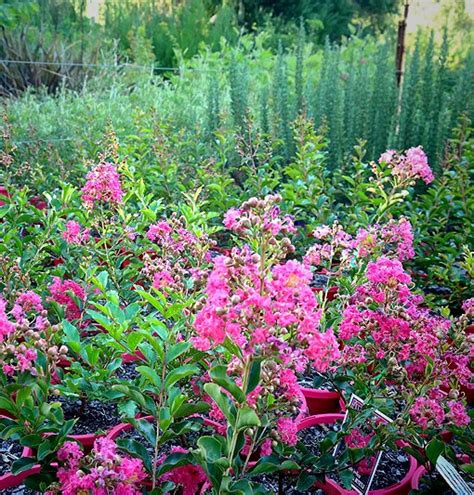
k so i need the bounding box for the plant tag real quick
[436,455,473,495]
[333,394,393,495]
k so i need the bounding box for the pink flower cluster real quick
[304,218,415,273]
[192,252,339,373]
[144,215,214,295]
[304,223,352,269]
[223,195,296,239]
[355,218,415,261]
[48,277,86,321]
[193,199,340,447]
[379,146,434,184]
[62,220,90,245]
[409,396,471,430]
[462,298,474,318]
[81,161,124,209]
[0,298,15,342]
[159,446,209,495]
[0,294,67,377]
[339,256,472,432]
[46,438,146,495]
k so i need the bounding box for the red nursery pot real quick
[301,388,344,415]
[0,461,40,491]
[0,417,38,490]
[410,466,426,491]
[28,196,47,210]
[107,415,222,442]
[297,414,418,495]
[121,351,146,364]
[312,286,339,301]
[0,186,10,206]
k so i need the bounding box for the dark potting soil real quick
[310,273,329,289]
[115,362,139,381]
[299,422,410,491]
[297,369,335,390]
[252,472,324,494]
[59,397,121,435]
[298,421,342,457]
[0,438,23,476]
[1,486,38,494]
[414,469,474,495]
[369,450,409,490]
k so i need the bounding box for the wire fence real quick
[1,58,223,146]
[0,59,220,73]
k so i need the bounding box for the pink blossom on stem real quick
[81,162,124,209]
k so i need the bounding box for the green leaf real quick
[37,439,54,461]
[197,435,226,462]
[167,342,191,363]
[296,471,317,491]
[165,365,199,388]
[249,462,281,475]
[236,407,260,431]
[126,332,144,351]
[204,383,236,426]
[130,418,156,446]
[91,271,109,292]
[209,366,245,403]
[63,320,80,342]
[426,438,445,465]
[174,401,211,419]
[137,289,165,312]
[245,359,261,395]
[20,434,43,448]
[116,438,153,472]
[11,457,38,475]
[338,469,353,489]
[136,366,162,389]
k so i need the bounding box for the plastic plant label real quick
[436,455,473,495]
[333,394,393,495]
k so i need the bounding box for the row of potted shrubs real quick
[0,144,472,494]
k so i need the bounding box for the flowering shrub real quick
[337,255,472,448]
[45,438,146,494]
[0,133,472,493]
[0,292,75,486]
[193,195,342,490]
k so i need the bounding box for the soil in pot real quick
[299,421,411,492]
[413,469,474,495]
[0,438,23,477]
[299,421,341,457]
[115,362,139,381]
[311,273,329,289]
[252,472,324,494]
[59,397,121,435]
[1,486,37,494]
[297,370,336,390]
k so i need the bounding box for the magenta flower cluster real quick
[48,277,86,321]
[379,146,434,184]
[81,161,124,209]
[62,220,90,245]
[339,256,472,430]
[46,438,146,495]
[0,293,67,377]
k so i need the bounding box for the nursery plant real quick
[0,85,473,494]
